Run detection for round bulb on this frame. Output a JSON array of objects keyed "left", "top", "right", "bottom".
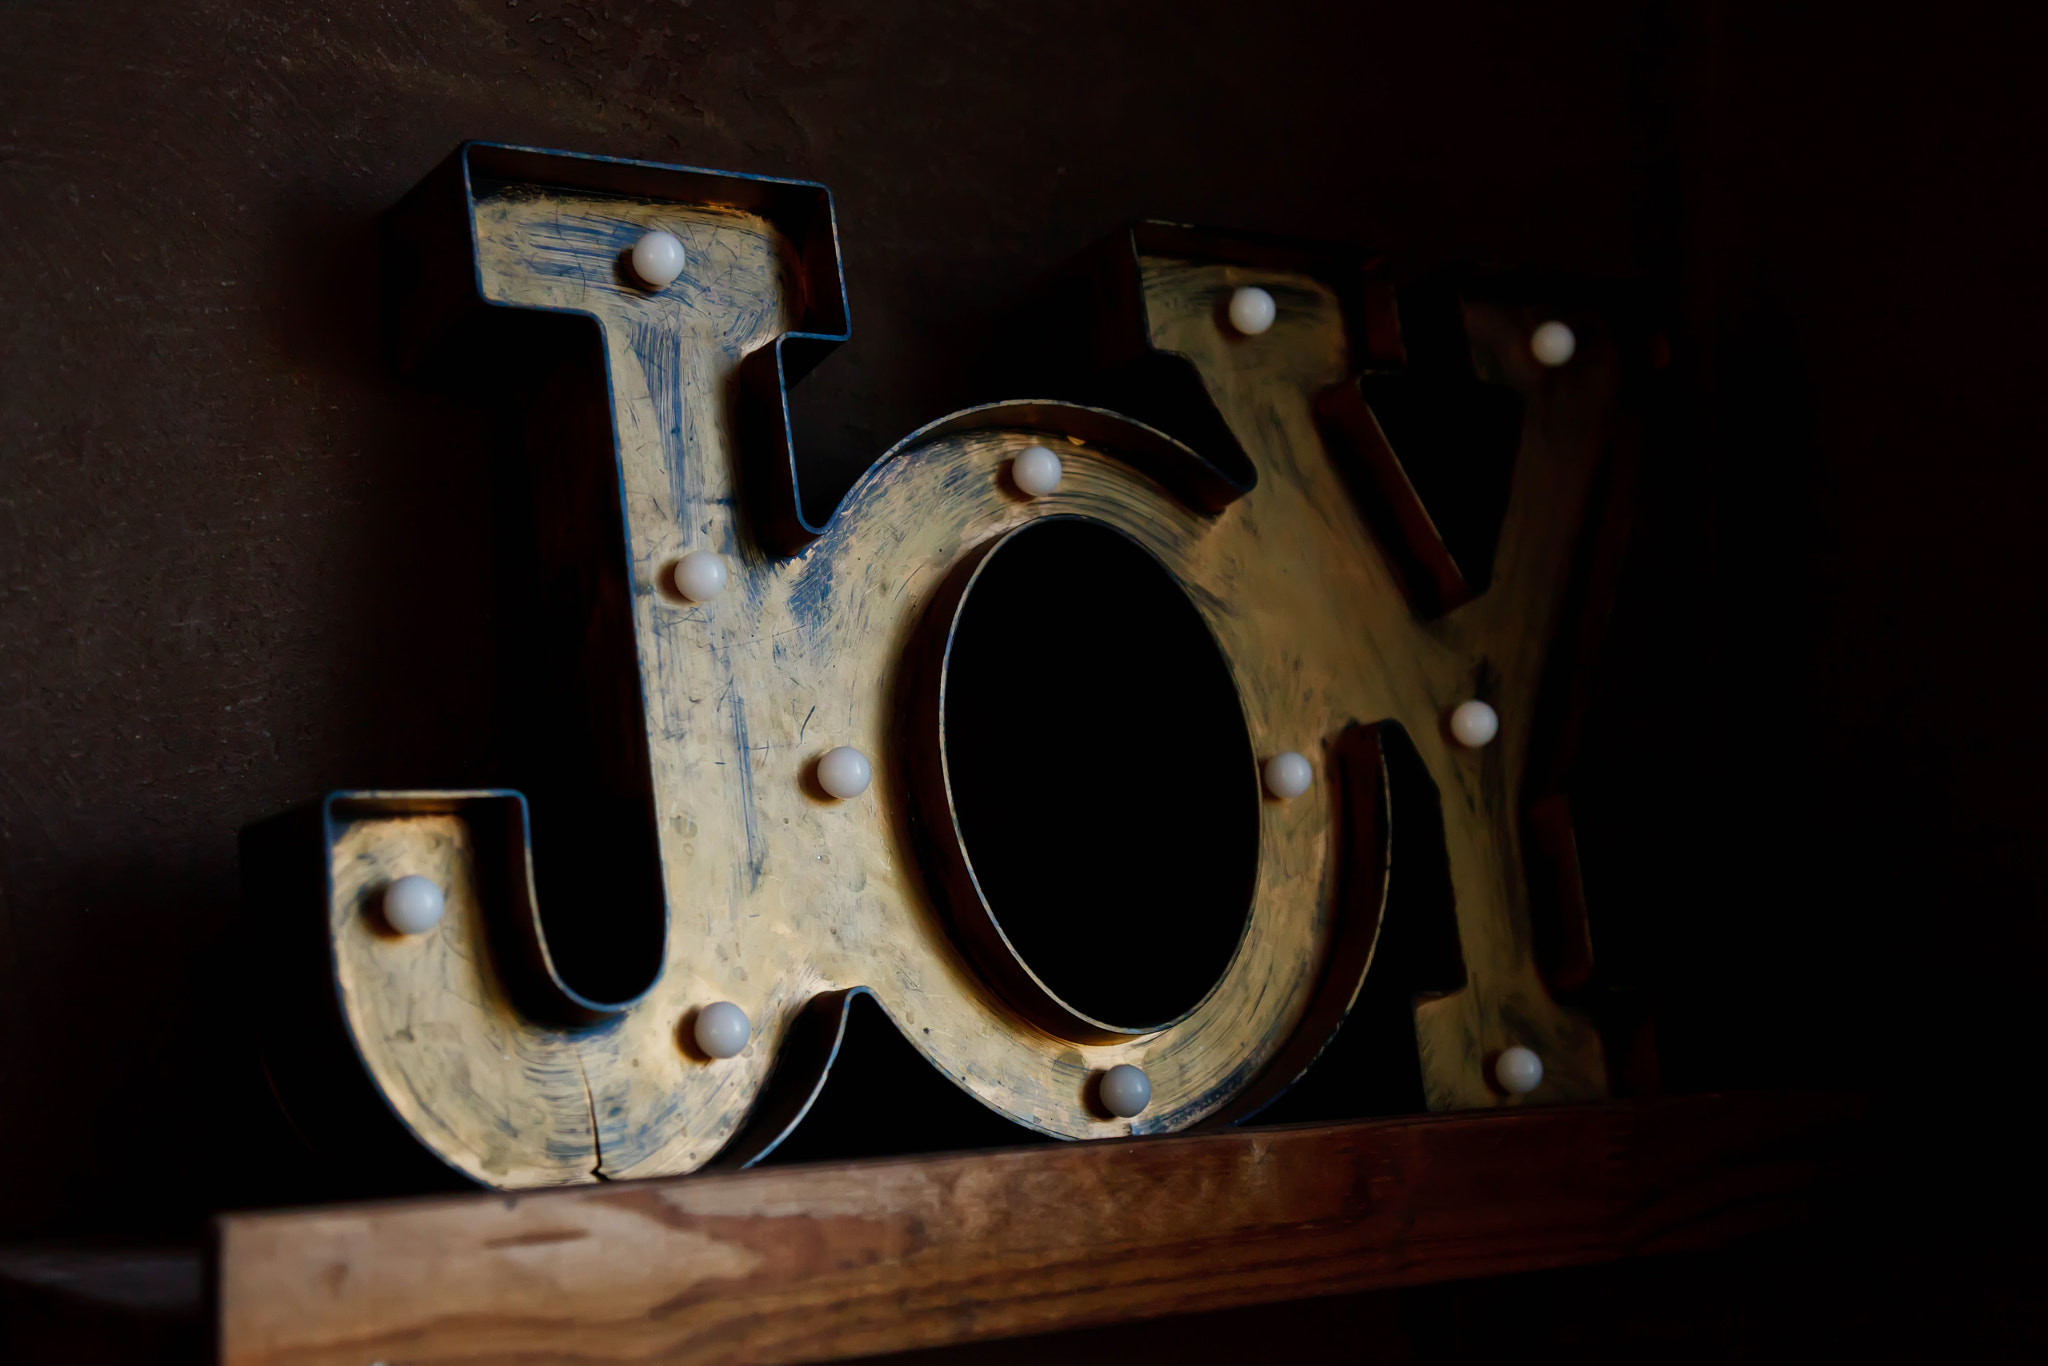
[
  {"left": 1227, "top": 285, "right": 1277, "bottom": 336},
  {"left": 1099, "top": 1063, "right": 1152, "bottom": 1118},
  {"left": 1262, "top": 751, "right": 1313, "bottom": 800},
  {"left": 384, "top": 875, "right": 445, "bottom": 935},
  {"left": 1449, "top": 699, "right": 1499, "bottom": 749},
  {"left": 1531, "top": 320, "right": 1577, "bottom": 367},
  {"left": 1012, "top": 445, "right": 1063, "bottom": 497},
  {"left": 817, "top": 745, "right": 873, "bottom": 799},
  {"left": 672, "top": 551, "right": 729, "bottom": 602},
  {"left": 632, "top": 229, "right": 687, "bottom": 288},
  {"left": 694, "top": 1001, "right": 751, "bottom": 1059},
  {"left": 1496, "top": 1045, "right": 1544, "bottom": 1095}
]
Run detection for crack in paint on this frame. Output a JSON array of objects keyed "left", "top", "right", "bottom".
[{"left": 573, "top": 1046, "right": 604, "bottom": 1180}]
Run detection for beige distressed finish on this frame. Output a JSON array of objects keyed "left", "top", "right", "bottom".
[
  {"left": 1137, "top": 259, "right": 1612, "bottom": 1110},
  {"left": 325, "top": 183, "right": 1606, "bottom": 1188}
]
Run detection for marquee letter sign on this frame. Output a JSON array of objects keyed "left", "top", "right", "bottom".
[{"left": 245, "top": 143, "right": 1629, "bottom": 1189}]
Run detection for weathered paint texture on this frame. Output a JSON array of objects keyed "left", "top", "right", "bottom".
[{"left": 319, "top": 162, "right": 1613, "bottom": 1188}]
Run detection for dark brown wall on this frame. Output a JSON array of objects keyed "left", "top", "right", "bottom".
[
  {"left": 0, "top": 0, "right": 1659, "bottom": 1230},
  {"left": 1, "top": 0, "right": 2043, "bottom": 1350}
]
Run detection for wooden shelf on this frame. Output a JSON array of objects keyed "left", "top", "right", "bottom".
[{"left": 211, "top": 1092, "right": 1861, "bottom": 1366}]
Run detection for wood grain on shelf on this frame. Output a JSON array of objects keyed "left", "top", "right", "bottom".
[{"left": 215, "top": 1092, "right": 1861, "bottom": 1366}]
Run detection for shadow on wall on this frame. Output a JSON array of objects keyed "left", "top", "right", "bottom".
[
  {"left": 0, "top": 852, "right": 336, "bottom": 1237},
  {"left": 0, "top": 198, "right": 508, "bottom": 1235}
]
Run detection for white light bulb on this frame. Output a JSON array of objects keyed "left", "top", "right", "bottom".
[
  {"left": 1099, "top": 1064, "right": 1152, "bottom": 1118},
  {"left": 1449, "top": 699, "right": 1499, "bottom": 749},
  {"left": 1012, "top": 445, "right": 1063, "bottom": 497},
  {"left": 632, "top": 229, "right": 687, "bottom": 289},
  {"left": 1531, "top": 320, "right": 1577, "bottom": 367},
  {"left": 672, "top": 551, "right": 728, "bottom": 602},
  {"left": 817, "top": 746, "right": 873, "bottom": 799},
  {"left": 1262, "top": 751, "right": 1313, "bottom": 800},
  {"left": 694, "top": 1001, "right": 751, "bottom": 1059},
  {"left": 1496, "top": 1046, "right": 1544, "bottom": 1095},
  {"left": 383, "top": 875, "right": 445, "bottom": 935},
  {"left": 1227, "top": 285, "right": 1277, "bottom": 336}
]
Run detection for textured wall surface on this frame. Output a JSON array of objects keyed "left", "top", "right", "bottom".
[
  {"left": 0, "top": 0, "right": 1660, "bottom": 1232},
  {"left": 1, "top": 2, "right": 2044, "bottom": 1350}
]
